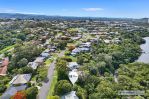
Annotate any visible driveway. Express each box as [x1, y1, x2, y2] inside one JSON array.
[[37, 50, 65, 99]]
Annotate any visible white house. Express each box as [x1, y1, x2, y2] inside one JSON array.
[[68, 62, 79, 70], [27, 62, 39, 70], [61, 91, 79, 99]]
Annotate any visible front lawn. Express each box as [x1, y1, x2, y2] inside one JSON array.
[[0, 45, 15, 54], [47, 70, 58, 99]]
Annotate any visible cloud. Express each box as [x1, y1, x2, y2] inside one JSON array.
[[0, 8, 16, 13], [15, 12, 45, 15], [83, 8, 104, 12], [0, 8, 45, 15]]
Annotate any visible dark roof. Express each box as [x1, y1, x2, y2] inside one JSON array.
[[0, 58, 9, 76], [1, 85, 27, 99]]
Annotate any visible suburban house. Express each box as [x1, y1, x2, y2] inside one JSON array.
[[1, 85, 27, 99], [67, 62, 79, 70], [40, 52, 50, 58], [80, 42, 91, 48], [71, 48, 81, 55], [112, 38, 121, 44], [27, 62, 39, 70], [79, 47, 90, 52], [43, 49, 50, 53], [9, 74, 31, 85], [71, 37, 81, 41], [89, 38, 99, 43], [34, 57, 45, 65], [1, 74, 31, 99], [47, 45, 57, 52], [61, 91, 79, 99], [71, 42, 91, 55], [104, 39, 111, 44], [0, 58, 9, 76]]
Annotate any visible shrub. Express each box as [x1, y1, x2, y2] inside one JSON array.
[[0, 85, 7, 93], [65, 51, 71, 56], [61, 56, 72, 62], [54, 80, 72, 95], [48, 96, 60, 99], [25, 87, 38, 99]]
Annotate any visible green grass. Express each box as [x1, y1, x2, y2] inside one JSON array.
[[47, 70, 58, 99], [67, 43, 76, 46], [68, 56, 77, 62], [31, 58, 54, 82], [45, 58, 53, 66], [32, 53, 58, 82], [31, 75, 37, 81], [0, 45, 15, 54], [51, 53, 58, 58]]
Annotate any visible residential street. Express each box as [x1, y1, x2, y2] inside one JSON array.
[[37, 50, 65, 99]]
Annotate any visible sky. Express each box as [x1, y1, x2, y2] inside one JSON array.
[[0, 0, 149, 18]]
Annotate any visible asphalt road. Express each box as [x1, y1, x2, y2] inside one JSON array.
[[37, 50, 65, 99]]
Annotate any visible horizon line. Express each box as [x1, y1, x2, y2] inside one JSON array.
[[0, 12, 147, 19]]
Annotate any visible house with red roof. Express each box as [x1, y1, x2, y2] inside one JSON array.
[[0, 58, 9, 76]]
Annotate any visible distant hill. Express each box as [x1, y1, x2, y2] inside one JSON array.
[[0, 13, 54, 20], [0, 13, 136, 21]]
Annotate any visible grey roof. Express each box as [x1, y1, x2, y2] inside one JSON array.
[[10, 74, 31, 85], [72, 48, 81, 53], [43, 49, 50, 53], [40, 52, 49, 58], [1, 85, 27, 99], [80, 42, 91, 48], [34, 57, 45, 63], [68, 62, 79, 70], [61, 91, 79, 99], [79, 48, 90, 51], [27, 62, 39, 69], [71, 47, 90, 55]]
